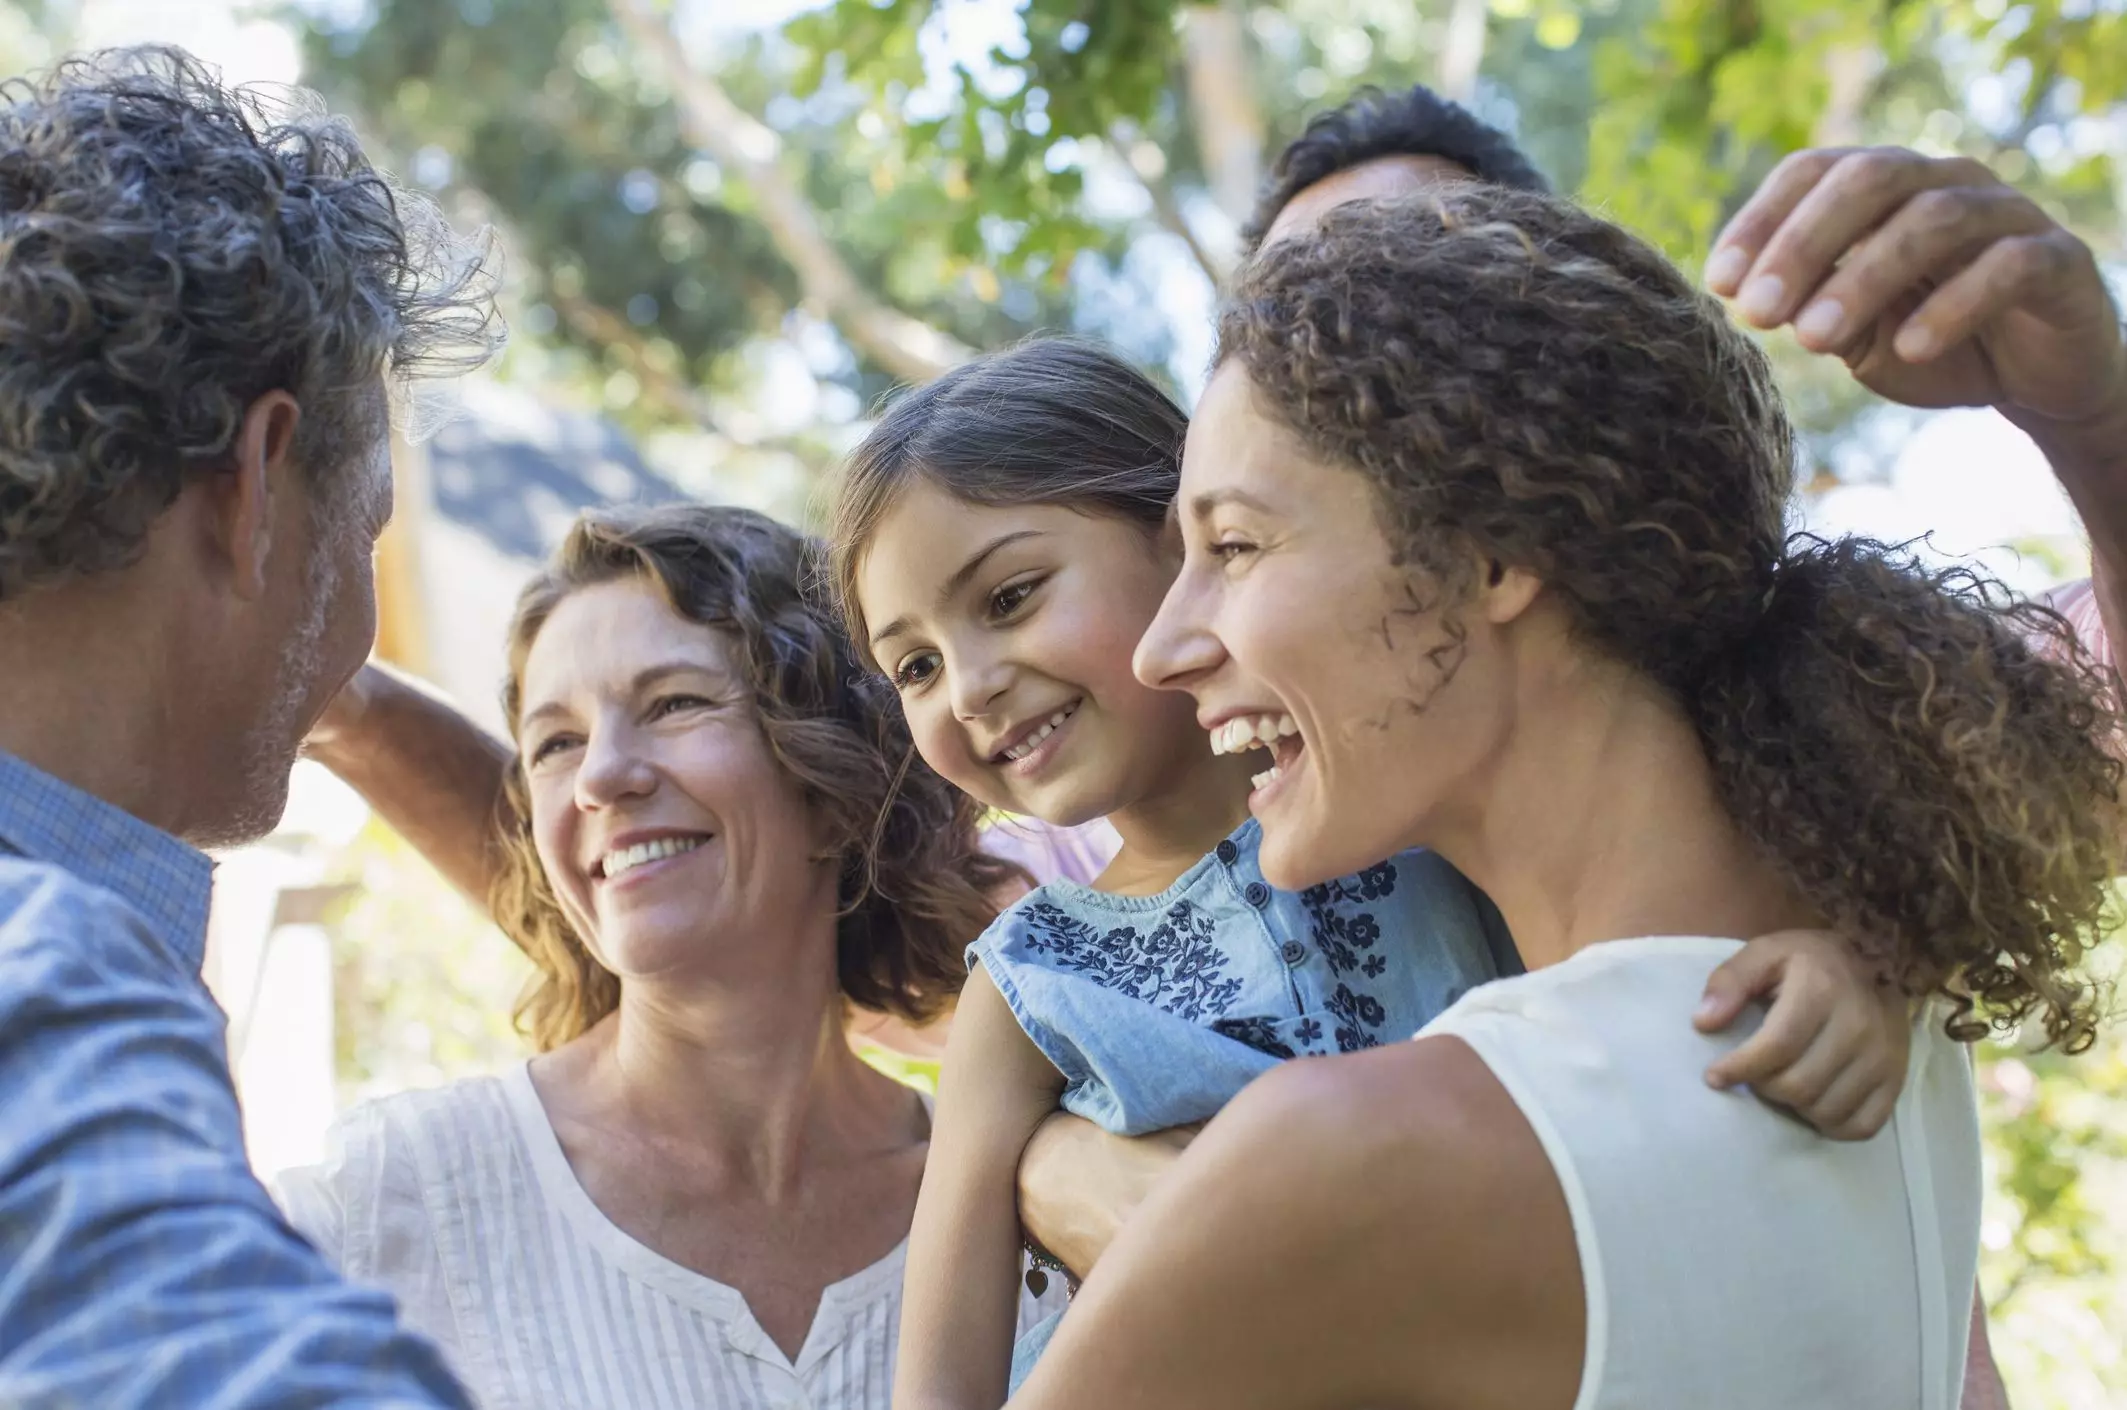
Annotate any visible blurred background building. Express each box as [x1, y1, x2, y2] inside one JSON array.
[[5, 0, 2123, 1401]]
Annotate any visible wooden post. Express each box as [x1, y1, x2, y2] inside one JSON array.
[[373, 434, 431, 674]]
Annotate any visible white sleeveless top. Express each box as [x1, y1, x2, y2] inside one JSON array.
[[273, 1063, 1062, 1410], [1420, 937, 1981, 1410]]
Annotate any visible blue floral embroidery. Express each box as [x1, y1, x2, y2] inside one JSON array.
[[1302, 863, 1400, 1050], [1209, 1016, 1298, 1060], [1294, 1017, 1323, 1045], [1019, 900, 1246, 1022], [1325, 983, 1388, 1053]]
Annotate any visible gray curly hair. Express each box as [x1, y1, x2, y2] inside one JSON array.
[[0, 45, 502, 599]]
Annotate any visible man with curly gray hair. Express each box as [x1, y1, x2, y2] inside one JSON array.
[[0, 46, 496, 1406]]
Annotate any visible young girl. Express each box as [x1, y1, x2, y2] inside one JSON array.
[[829, 338, 1910, 1410]]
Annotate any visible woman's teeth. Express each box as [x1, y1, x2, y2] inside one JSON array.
[[602, 836, 706, 879], [1001, 706, 1076, 762], [1252, 764, 1283, 791], [1209, 713, 1298, 757]]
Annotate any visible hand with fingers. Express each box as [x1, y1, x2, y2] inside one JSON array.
[[1704, 146, 2126, 432], [1695, 929, 1913, 1142]]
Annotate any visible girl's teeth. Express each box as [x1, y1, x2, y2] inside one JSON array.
[[603, 835, 706, 879], [1003, 707, 1075, 762]]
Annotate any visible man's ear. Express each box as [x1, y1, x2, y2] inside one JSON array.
[[206, 390, 303, 602]]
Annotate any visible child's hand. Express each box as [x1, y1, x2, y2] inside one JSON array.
[[1694, 930, 1912, 1141]]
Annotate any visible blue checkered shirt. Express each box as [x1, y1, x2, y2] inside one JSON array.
[[0, 751, 469, 1407]]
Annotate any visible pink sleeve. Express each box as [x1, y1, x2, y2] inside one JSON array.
[[979, 816, 1123, 888], [2042, 578, 2114, 672]]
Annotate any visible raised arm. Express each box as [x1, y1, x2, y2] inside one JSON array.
[[304, 661, 516, 910], [1705, 147, 2127, 673], [897, 965, 1069, 1410]]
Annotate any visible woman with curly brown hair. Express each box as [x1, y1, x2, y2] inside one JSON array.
[[1008, 187, 2126, 1409], [278, 503, 1061, 1410]]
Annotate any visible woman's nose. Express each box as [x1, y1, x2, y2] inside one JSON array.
[[574, 724, 657, 810], [1135, 572, 1225, 691]]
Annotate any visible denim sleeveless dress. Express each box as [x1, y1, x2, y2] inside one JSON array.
[[973, 820, 1520, 1388]]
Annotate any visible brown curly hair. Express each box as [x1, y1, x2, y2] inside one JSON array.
[[496, 503, 1020, 1051], [0, 45, 499, 598], [1219, 188, 2122, 1051]]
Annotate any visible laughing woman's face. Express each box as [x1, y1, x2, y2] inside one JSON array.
[[1132, 363, 1530, 890]]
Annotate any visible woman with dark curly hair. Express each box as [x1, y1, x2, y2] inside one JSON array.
[[1013, 187, 2126, 1409], [278, 503, 1061, 1410]]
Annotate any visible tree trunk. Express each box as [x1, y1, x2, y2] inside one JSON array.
[[1437, 0, 1489, 104], [605, 0, 971, 383], [1180, 4, 1265, 225]]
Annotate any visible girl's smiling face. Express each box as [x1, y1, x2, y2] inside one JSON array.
[[854, 476, 1211, 827]]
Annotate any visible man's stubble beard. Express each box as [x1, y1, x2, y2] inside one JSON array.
[[196, 521, 341, 851]]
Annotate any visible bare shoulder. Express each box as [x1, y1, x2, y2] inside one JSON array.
[[1014, 1038, 1584, 1410]]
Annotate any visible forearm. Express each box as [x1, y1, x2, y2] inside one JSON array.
[[1017, 1113, 1197, 1280], [304, 662, 515, 909], [2019, 399, 2127, 672]]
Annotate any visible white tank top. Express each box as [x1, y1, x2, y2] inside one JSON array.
[[1420, 936, 1981, 1410]]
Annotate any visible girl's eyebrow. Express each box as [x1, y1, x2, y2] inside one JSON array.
[[870, 529, 1048, 649]]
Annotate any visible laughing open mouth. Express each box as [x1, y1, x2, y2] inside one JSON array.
[[1209, 712, 1303, 791], [991, 700, 1080, 764]]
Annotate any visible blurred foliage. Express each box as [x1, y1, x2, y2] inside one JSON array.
[[292, 0, 2125, 485], [296, 0, 1118, 435], [856, 1043, 943, 1094], [323, 822, 533, 1105], [1977, 1035, 2127, 1405]]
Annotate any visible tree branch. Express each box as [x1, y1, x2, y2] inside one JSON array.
[[1179, 4, 1265, 225], [1106, 125, 1229, 287], [606, 0, 971, 383], [548, 288, 723, 430], [1144, 168, 1228, 287]]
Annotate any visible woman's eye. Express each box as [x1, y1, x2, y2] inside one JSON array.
[[650, 693, 711, 719], [893, 652, 940, 691], [527, 734, 579, 765], [988, 577, 1041, 618], [1209, 538, 1257, 563]]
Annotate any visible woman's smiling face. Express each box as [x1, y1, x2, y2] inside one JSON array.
[[515, 577, 835, 984], [1133, 363, 1528, 890]]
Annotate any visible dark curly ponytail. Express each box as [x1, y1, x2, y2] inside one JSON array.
[[1219, 187, 2122, 1051]]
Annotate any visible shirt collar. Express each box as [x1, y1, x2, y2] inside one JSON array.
[[0, 750, 215, 967]]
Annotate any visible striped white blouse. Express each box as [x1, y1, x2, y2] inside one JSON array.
[[275, 1063, 1062, 1410]]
